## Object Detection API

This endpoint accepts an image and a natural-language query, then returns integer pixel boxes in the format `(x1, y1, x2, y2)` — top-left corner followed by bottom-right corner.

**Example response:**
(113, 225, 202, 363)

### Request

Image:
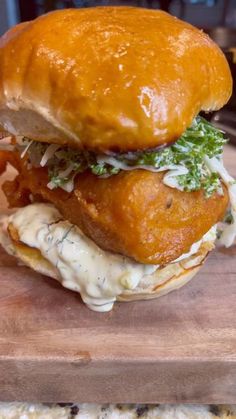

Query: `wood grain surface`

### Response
(0, 146, 235, 404)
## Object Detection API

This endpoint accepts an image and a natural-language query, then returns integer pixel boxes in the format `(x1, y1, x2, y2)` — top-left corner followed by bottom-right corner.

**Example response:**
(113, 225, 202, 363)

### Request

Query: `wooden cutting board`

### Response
(0, 146, 235, 404)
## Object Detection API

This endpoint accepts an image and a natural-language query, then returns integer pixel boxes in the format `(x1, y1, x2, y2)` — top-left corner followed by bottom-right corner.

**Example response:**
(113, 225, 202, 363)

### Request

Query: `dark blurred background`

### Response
(0, 0, 236, 140)
(0, 0, 236, 35)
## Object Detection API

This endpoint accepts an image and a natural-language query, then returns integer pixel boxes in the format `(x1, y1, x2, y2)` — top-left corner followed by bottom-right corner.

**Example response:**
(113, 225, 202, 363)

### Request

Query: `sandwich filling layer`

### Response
(0, 116, 235, 265)
(22, 117, 226, 197)
(1, 203, 217, 311)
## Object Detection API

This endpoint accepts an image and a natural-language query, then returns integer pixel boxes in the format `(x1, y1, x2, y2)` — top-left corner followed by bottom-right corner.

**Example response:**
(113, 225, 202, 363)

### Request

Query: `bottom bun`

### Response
(0, 214, 214, 304)
(118, 243, 211, 302)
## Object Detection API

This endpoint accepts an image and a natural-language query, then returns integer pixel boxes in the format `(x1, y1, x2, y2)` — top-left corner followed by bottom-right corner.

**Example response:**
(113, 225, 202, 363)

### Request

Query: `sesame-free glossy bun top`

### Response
(0, 7, 232, 151)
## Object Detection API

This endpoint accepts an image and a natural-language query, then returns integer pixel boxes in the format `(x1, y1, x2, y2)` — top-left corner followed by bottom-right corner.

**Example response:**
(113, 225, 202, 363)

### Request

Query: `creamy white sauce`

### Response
(97, 155, 189, 185)
(3, 203, 219, 312)
(204, 156, 236, 247)
(173, 224, 217, 263)
(8, 203, 156, 312)
(162, 166, 188, 190)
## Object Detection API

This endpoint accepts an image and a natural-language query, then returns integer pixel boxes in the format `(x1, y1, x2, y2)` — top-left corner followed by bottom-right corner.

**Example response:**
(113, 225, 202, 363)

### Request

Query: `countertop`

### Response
(0, 402, 235, 418)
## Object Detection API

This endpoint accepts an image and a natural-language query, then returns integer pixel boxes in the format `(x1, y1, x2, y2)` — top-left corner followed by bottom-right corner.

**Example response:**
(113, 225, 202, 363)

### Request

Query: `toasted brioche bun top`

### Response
(0, 7, 232, 151)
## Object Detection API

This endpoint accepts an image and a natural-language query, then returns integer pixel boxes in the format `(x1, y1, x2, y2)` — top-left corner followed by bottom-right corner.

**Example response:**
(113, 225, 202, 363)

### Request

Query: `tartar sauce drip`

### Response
(204, 156, 236, 247)
(9, 203, 156, 311)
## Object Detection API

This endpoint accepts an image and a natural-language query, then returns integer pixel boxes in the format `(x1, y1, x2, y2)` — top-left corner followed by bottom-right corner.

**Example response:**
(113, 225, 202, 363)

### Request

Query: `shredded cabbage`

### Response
(40, 144, 60, 167)
(21, 116, 227, 197)
(2, 116, 236, 246)
(204, 156, 236, 247)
